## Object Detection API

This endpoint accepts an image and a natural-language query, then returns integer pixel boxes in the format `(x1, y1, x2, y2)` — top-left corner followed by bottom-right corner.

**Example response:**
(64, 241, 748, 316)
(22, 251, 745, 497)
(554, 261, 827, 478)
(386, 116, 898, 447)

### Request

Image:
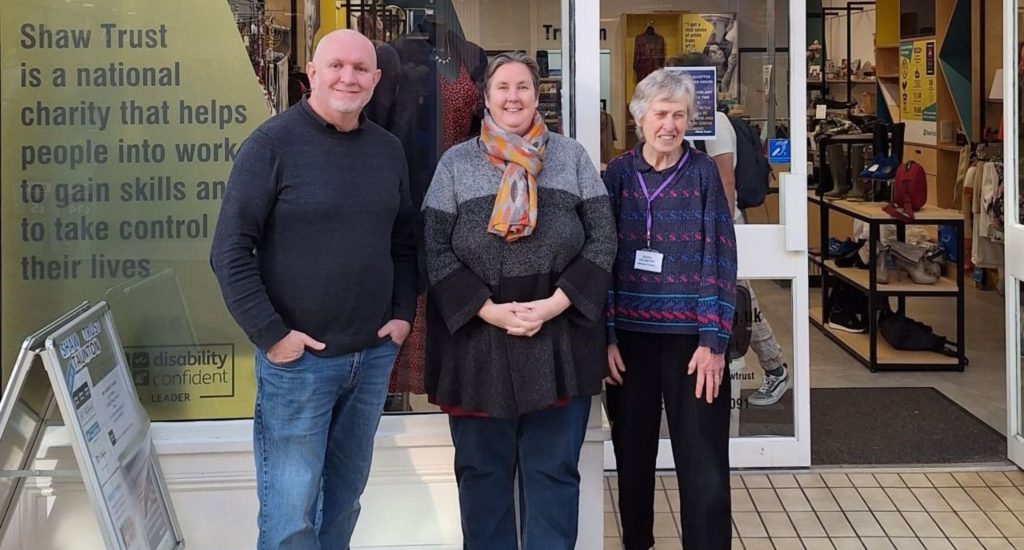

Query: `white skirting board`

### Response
(0, 399, 609, 550)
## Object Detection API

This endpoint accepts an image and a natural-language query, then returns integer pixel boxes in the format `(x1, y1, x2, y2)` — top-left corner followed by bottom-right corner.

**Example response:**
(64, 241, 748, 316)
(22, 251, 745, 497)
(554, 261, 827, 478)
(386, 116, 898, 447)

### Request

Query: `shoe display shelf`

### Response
(808, 192, 967, 372)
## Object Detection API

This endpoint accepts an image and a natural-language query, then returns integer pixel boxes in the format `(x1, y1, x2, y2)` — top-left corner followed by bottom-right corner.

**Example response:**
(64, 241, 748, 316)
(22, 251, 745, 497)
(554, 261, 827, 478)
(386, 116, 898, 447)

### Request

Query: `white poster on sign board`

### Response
(42, 302, 183, 550)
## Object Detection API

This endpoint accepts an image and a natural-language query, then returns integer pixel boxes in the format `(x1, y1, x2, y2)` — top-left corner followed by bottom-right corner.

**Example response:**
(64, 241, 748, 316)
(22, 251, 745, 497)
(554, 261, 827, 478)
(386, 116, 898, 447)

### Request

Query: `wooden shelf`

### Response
(821, 260, 959, 294)
(817, 133, 873, 143)
(936, 144, 967, 152)
(810, 306, 960, 366)
(808, 193, 963, 222)
(825, 79, 878, 84)
(876, 73, 899, 79)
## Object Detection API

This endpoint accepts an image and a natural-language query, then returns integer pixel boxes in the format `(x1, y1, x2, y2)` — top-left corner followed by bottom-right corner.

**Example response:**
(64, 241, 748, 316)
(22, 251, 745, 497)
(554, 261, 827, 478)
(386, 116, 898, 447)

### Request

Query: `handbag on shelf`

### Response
(887, 241, 945, 284)
(878, 309, 959, 358)
(883, 161, 928, 221)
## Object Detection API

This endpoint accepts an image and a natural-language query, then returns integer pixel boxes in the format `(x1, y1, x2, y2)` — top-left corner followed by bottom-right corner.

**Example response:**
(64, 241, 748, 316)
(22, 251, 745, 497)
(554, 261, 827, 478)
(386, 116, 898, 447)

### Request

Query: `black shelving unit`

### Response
(538, 77, 562, 133)
(808, 192, 967, 372)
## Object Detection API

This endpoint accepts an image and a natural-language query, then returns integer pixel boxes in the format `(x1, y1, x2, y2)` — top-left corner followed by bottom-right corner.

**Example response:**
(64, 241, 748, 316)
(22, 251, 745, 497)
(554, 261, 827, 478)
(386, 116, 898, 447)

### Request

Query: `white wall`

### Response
(0, 413, 609, 550)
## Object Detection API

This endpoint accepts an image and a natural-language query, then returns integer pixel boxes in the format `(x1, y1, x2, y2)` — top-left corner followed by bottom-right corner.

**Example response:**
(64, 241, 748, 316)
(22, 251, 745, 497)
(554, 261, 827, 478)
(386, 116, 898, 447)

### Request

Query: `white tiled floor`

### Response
(604, 469, 1024, 550)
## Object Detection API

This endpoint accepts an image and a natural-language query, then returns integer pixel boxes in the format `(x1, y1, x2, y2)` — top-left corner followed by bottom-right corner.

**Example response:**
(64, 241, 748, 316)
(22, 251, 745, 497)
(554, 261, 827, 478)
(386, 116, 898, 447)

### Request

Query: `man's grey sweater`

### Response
(211, 99, 417, 355)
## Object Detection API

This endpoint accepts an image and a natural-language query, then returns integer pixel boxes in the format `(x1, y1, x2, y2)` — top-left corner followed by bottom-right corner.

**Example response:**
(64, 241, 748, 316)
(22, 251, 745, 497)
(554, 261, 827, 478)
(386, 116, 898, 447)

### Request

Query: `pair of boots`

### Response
(823, 144, 869, 200)
(859, 122, 905, 180)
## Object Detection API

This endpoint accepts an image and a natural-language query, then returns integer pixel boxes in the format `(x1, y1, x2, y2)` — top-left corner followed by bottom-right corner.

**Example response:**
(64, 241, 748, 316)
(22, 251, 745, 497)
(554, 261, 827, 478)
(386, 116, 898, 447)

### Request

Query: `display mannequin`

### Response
(383, 14, 486, 208)
(371, 4, 487, 396)
(600, 102, 617, 164)
(633, 21, 665, 83)
(366, 40, 399, 125)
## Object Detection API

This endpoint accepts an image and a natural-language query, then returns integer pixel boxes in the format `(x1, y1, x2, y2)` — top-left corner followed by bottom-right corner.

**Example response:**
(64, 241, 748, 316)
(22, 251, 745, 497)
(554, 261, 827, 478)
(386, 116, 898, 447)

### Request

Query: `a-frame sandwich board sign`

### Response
(0, 302, 91, 542)
(28, 301, 184, 549)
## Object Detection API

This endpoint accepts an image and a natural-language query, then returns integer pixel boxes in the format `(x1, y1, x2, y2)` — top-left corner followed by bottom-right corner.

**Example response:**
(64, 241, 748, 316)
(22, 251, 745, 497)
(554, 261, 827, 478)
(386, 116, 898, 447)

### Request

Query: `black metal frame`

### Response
(808, 193, 967, 372)
(342, 0, 409, 42)
(810, 1, 875, 117)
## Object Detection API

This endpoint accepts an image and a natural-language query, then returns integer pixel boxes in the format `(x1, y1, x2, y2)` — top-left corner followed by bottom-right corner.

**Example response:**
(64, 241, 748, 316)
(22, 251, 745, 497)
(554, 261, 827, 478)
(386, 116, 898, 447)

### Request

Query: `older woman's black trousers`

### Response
(606, 330, 732, 550)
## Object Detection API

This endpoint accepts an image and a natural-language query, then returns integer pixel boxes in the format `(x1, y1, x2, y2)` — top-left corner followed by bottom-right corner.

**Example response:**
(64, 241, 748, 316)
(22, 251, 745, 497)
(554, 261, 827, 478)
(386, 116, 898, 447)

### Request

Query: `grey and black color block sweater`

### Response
(423, 133, 617, 418)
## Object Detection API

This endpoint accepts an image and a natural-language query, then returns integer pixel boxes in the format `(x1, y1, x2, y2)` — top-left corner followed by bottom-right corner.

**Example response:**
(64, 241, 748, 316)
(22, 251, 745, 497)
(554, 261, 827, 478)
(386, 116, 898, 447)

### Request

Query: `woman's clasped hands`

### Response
(477, 289, 571, 337)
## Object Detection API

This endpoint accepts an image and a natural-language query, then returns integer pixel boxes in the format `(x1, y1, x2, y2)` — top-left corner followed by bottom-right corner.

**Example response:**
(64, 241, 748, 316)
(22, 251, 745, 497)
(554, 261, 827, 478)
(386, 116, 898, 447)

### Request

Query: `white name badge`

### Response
(634, 249, 664, 273)
(866, 163, 879, 173)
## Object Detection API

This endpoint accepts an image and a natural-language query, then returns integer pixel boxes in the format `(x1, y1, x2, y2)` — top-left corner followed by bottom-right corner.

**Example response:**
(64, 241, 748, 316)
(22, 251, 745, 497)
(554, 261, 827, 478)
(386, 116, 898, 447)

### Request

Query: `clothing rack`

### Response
(974, 141, 1003, 162)
(810, 2, 876, 118)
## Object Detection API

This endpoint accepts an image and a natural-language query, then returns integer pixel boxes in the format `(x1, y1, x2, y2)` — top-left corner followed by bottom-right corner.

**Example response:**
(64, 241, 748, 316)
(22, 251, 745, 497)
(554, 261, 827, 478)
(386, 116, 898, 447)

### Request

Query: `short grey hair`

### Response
(629, 69, 697, 139)
(484, 51, 541, 94)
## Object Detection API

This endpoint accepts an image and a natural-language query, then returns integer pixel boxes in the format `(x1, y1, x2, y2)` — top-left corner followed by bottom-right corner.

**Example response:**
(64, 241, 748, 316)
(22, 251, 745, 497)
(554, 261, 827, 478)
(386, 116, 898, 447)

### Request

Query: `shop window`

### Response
(334, 0, 570, 413)
(1, 0, 283, 421)
(1, 0, 569, 419)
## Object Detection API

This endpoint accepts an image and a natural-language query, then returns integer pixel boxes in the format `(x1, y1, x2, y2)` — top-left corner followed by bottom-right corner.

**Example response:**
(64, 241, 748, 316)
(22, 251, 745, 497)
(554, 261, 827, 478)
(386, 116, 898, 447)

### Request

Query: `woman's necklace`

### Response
(432, 35, 452, 65)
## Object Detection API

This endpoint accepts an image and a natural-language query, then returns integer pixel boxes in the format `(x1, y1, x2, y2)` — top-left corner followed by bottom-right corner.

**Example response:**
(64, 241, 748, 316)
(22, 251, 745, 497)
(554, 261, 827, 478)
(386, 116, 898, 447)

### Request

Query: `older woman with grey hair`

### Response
(422, 51, 616, 549)
(603, 68, 737, 550)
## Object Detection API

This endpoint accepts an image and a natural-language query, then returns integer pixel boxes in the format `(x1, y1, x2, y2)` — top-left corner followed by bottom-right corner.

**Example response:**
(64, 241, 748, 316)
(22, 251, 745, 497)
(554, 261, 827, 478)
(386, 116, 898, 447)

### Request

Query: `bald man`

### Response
(211, 29, 416, 549)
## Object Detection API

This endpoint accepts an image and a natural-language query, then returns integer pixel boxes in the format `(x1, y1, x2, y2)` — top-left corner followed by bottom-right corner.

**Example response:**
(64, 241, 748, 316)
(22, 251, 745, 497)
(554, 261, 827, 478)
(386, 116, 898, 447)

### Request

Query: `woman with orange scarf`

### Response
(422, 52, 616, 549)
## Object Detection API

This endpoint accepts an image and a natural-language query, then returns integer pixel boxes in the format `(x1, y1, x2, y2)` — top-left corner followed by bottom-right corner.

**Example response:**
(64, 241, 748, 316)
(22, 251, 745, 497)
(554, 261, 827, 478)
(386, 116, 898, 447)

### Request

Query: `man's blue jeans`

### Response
(253, 341, 398, 550)
(449, 396, 592, 550)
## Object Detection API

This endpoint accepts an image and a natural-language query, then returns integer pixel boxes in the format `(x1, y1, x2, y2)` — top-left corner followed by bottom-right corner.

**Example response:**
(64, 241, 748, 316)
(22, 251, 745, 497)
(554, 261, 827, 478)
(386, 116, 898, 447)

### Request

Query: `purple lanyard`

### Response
(635, 150, 690, 248)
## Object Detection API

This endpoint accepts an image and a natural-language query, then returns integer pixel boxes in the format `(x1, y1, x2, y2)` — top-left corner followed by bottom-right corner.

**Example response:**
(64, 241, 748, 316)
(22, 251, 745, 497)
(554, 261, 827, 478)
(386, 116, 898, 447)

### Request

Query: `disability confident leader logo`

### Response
(125, 343, 235, 406)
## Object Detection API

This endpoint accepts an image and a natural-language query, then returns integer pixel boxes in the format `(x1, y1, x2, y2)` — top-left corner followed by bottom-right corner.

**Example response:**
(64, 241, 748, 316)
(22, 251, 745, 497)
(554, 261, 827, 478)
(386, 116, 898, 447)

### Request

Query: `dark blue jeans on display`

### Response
(253, 340, 398, 550)
(449, 395, 592, 550)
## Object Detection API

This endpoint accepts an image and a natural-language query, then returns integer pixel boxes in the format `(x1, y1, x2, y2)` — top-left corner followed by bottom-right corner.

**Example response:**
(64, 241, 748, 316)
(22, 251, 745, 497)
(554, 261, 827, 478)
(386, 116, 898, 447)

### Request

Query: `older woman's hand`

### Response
(478, 300, 543, 336)
(605, 344, 626, 385)
(687, 346, 726, 404)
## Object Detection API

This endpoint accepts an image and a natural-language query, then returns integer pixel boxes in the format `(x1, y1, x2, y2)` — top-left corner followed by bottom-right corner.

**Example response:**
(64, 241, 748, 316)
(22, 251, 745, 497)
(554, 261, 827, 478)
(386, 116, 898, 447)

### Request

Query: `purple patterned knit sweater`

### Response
(603, 142, 737, 354)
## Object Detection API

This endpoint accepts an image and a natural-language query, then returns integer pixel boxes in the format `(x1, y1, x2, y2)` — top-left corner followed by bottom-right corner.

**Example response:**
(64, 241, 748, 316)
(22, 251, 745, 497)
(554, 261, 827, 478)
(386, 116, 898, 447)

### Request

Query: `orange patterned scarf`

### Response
(480, 111, 549, 241)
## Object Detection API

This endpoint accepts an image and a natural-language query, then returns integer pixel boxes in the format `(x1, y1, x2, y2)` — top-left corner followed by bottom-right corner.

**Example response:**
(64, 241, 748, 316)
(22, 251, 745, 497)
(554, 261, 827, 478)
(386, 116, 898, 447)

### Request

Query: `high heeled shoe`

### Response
(874, 244, 889, 285)
(875, 123, 905, 180)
